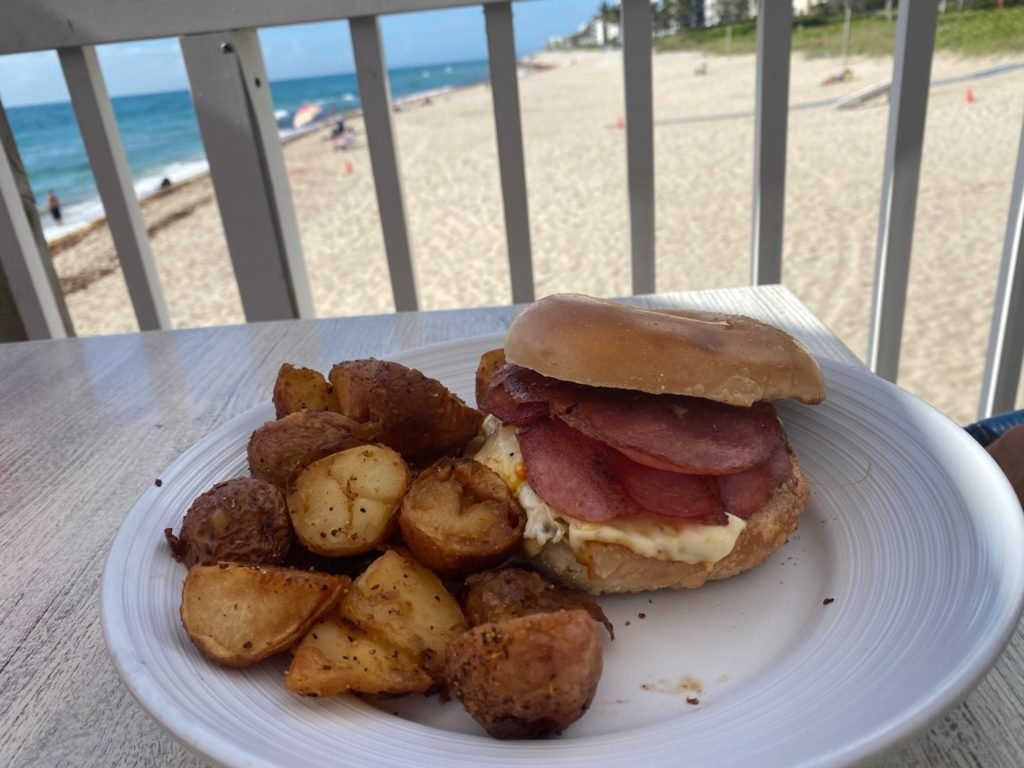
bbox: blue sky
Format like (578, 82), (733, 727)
(0, 0), (600, 108)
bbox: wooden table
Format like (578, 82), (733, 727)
(1, 285), (1021, 767)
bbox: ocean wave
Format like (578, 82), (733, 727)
(135, 159), (211, 197)
(35, 60), (493, 243)
(42, 158), (211, 241)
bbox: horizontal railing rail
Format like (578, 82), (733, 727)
(0, 0), (512, 56)
(1, 0), (1023, 421)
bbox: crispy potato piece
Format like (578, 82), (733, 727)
(446, 610), (604, 739)
(399, 458), (524, 578)
(165, 478), (292, 568)
(341, 549), (467, 679)
(329, 359), (483, 462)
(180, 563), (349, 667)
(475, 348), (506, 408)
(462, 568), (614, 639)
(247, 410), (364, 489)
(285, 616), (432, 697)
(287, 445), (410, 557)
(273, 363), (337, 418)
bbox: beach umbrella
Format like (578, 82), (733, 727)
(292, 103), (323, 129)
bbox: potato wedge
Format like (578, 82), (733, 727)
(180, 563), (349, 667)
(341, 549), (467, 678)
(462, 567), (614, 638)
(287, 445), (410, 557)
(475, 348), (506, 408)
(285, 616), (431, 697)
(273, 363), (337, 418)
(446, 610), (603, 739)
(329, 359), (483, 463)
(247, 410), (364, 489)
(399, 458), (524, 578)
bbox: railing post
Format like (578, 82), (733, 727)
(750, 0), (792, 286)
(350, 15), (419, 313)
(0, 99), (72, 340)
(866, 1), (939, 382)
(484, 1), (534, 304)
(180, 29), (314, 322)
(621, 0), (655, 295)
(978, 113), (1024, 419)
(59, 45), (170, 332)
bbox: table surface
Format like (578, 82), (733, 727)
(1, 285), (1021, 768)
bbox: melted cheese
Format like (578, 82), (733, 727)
(471, 415), (746, 566)
(472, 415), (528, 491)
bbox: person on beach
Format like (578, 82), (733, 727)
(983, 424), (1024, 507)
(334, 128), (355, 151)
(47, 190), (62, 225)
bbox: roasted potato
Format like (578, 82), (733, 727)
(247, 410), (365, 489)
(273, 363), (337, 418)
(399, 458), (525, 578)
(475, 348), (506, 407)
(180, 562), (349, 667)
(445, 609), (604, 739)
(341, 549), (467, 679)
(285, 616), (432, 697)
(329, 359), (483, 463)
(462, 568), (613, 638)
(287, 445), (410, 557)
(165, 477), (292, 567)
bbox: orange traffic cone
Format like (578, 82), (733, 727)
(344, 160), (354, 175)
(616, 116), (625, 130)
(966, 88), (975, 104)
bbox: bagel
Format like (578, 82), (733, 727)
(473, 294), (823, 595)
(526, 451), (808, 595)
(504, 293), (825, 407)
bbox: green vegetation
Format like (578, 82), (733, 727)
(653, 7), (1024, 58)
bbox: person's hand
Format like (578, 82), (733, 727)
(986, 424), (1024, 507)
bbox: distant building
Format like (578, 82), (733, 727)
(547, 17), (620, 49)
(547, 0), (827, 50)
(704, 1), (825, 28)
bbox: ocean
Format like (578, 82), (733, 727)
(6, 59), (492, 239)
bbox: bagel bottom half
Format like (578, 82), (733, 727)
(527, 452), (809, 595)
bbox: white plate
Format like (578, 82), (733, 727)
(102, 333), (1024, 768)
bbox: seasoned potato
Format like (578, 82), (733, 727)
(462, 568), (614, 638)
(247, 410), (364, 489)
(180, 563), (348, 667)
(165, 477), (292, 567)
(446, 610), (604, 739)
(273, 363), (337, 418)
(341, 549), (467, 678)
(287, 445), (410, 557)
(475, 348), (506, 408)
(329, 359), (483, 462)
(399, 458), (525, 578)
(285, 616), (432, 697)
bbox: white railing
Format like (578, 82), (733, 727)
(0, 0), (1022, 420)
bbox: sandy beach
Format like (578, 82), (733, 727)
(48, 49), (1024, 425)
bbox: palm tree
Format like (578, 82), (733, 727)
(655, 0), (696, 33)
(597, 2), (617, 46)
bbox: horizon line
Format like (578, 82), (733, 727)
(3, 52), (508, 110)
